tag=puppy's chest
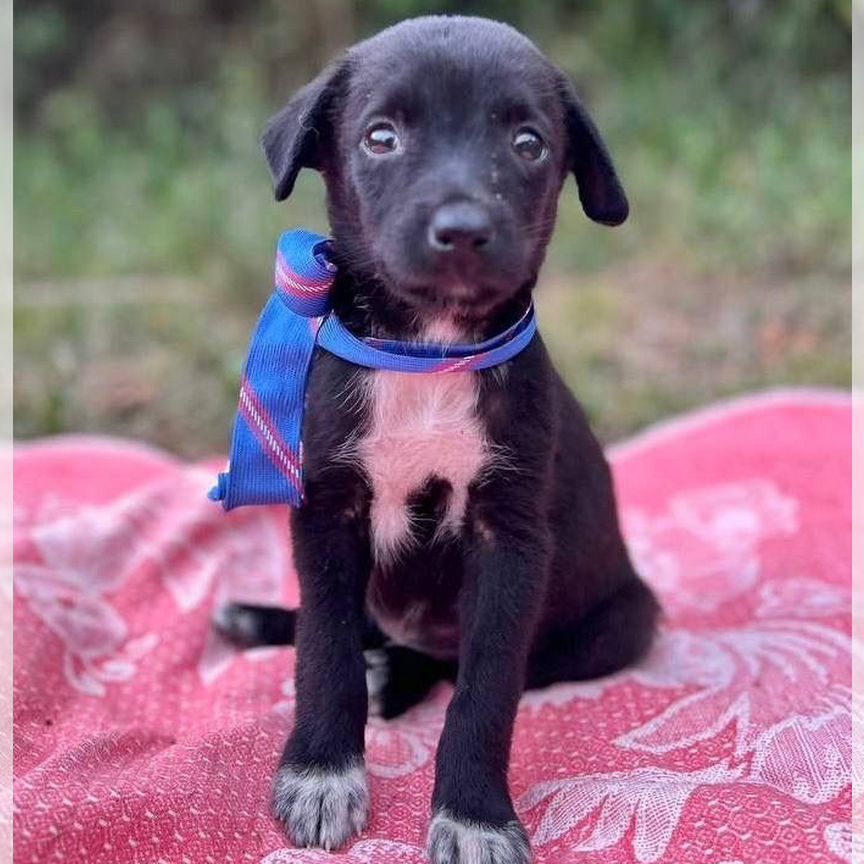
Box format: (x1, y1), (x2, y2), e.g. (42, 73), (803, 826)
(355, 370), (488, 564)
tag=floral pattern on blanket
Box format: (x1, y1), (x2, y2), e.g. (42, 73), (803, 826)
(516, 617), (854, 861)
(12, 392), (853, 863)
(623, 480), (798, 612)
(15, 493), (162, 697)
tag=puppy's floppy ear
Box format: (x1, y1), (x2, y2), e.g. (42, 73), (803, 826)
(558, 75), (629, 226)
(261, 59), (347, 202)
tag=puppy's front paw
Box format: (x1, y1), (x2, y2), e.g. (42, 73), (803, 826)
(273, 760), (369, 850)
(428, 811), (531, 864)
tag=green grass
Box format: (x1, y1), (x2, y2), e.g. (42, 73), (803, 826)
(13, 21), (851, 454)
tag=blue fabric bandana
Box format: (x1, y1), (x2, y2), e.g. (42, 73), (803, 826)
(209, 229), (538, 510)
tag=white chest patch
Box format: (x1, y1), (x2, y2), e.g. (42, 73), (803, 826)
(356, 367), (488, 566)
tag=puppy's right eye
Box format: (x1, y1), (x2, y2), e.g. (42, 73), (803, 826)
(512, 127), (547, 162)
(362, 122), (401, 156)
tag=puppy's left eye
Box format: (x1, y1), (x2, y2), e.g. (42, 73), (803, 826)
(512, 127), (547, 162)
(363, 122), (401, 156)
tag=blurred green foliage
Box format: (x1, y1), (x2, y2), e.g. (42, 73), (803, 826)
(13, 1), (851, 451)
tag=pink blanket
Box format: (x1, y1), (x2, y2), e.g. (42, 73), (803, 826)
(14, 390), (853, 863)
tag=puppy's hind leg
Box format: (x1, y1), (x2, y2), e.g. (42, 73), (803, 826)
(214, 603), (393, 652)
(212, 603), (298, 647)
(526, 575), (659, 690)
(366, 645), (456, 720)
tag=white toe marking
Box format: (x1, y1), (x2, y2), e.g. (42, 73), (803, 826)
(273, 762), (369, 851)
(428, 811), (531, 864)
(212, 605), (258, 642)
(211, 604), (233, 631)
(365, 649), (389, 717)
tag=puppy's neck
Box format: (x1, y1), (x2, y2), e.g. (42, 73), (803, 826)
(328, 268), (532, 345)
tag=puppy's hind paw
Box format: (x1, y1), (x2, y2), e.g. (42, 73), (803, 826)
(212, 602), (296, 648)
(273, 761), (369, 850)
(212, 603), (261, 646)
(428, 811), (531, 864)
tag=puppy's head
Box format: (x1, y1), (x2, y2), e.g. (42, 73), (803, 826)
(263, 16), (628, 320)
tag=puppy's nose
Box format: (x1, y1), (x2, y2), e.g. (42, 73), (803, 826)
(428, 201), (493, 254)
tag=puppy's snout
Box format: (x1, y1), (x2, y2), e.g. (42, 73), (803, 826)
(428, 201), (493, 255)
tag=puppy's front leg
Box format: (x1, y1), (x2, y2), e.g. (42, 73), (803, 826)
(429, 498), (547, 864)
(274, 494), (371, 850)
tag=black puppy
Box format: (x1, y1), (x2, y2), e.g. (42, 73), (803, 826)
(215, 15), (659, 864)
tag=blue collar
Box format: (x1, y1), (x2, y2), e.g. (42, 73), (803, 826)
(209, 229), (537, 509)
